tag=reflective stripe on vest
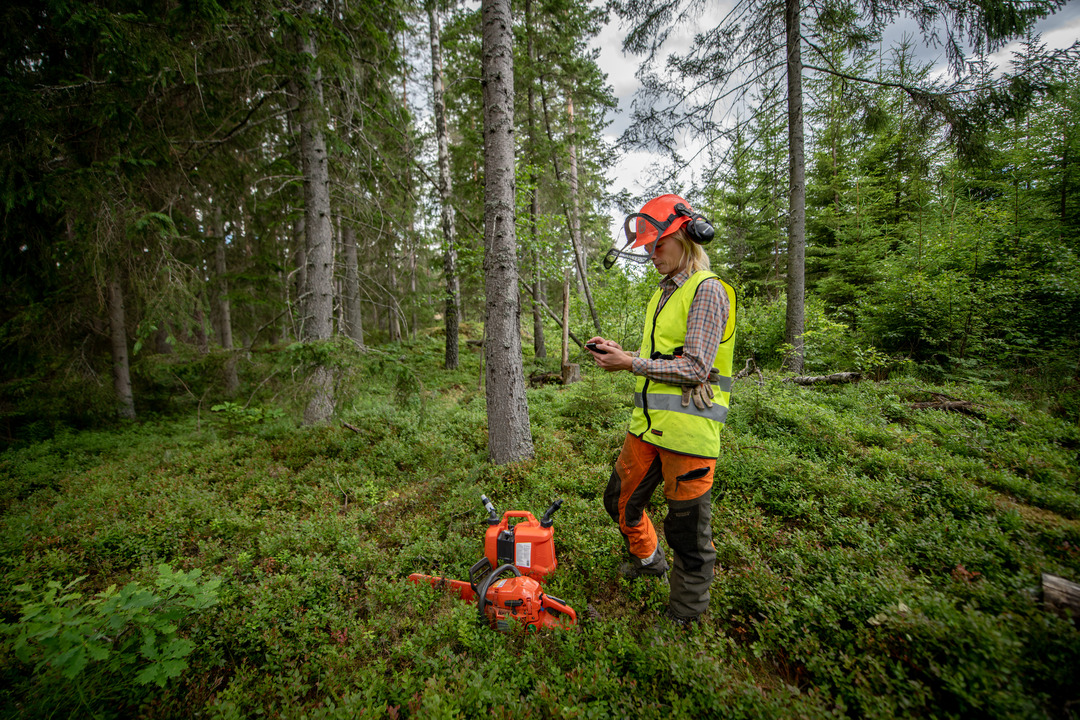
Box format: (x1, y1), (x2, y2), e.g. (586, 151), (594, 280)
(628, 270), (737, 458)
(633, 390), (730, 423)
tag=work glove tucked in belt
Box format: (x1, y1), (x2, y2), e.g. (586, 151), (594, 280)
(680, 369), (721, 410)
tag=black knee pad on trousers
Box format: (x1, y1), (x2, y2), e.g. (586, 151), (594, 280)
(664, 494), (712, 573)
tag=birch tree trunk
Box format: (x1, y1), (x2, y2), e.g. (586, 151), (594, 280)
(482, 0), (534, 464)
(297, 0), (335, 424)
(428, 3), (461, 370)
(342, 223), (364, 347)
(107, 276), (136, 419)
(784, 0), (806, 373)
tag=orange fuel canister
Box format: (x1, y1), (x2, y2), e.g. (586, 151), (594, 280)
(480, 495), (563, 581)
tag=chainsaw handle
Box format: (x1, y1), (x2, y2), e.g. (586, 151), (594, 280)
(540, 593), (577, 625)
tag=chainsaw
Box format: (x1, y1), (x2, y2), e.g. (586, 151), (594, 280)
(408, 495), (578, 631)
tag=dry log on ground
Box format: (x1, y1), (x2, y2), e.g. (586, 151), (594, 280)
(1042, 573), (1080, 617)
(529, 372), (563, 387)
(784, 372), (861, 385)
(909, 400), (982, 417)
(911, 403), (980, 414)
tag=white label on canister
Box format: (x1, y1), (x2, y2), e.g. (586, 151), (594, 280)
(516, 542), (532, 568)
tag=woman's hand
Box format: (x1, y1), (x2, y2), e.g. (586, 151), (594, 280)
(586, 337), (634, 373)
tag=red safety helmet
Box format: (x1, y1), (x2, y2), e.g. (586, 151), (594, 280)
(603, 194), (714, 270)
(629, 194), (695, 249)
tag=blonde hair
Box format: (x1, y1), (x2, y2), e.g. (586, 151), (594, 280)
(669, 227), (711, 275)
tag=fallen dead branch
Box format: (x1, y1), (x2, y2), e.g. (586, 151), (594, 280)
(909, 400), (984, 418)
(733, 357), (764, 386)
(784, 372), (861, 386)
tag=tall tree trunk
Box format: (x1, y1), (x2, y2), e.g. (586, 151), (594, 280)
(297, 0), (335, 424)
(401, 30), (419, 341)
(388, 249), (401, 342)
(784, 0), (806, 373)
(193, 299), (209, 354)
(524, 0), (546, 359)
(286, 80), (307, 343)
(210, 205), (234, 350)
(566, 96), (586, 289)
(342, 223), (365, 347)
(482, 0), (534, 464)
(427, 5), (462, 369)
(538, 81), (602, 335)
(408, 234), (417, 338)
(107, 276), (136, 419)
(430, 4), (461, 369)
(210, 205), (239, 396)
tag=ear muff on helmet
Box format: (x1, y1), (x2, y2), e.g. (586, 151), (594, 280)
(674, 203), (715, 245)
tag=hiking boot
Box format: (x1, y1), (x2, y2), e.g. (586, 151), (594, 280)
(660, 606), (701, 628)
(617, 546), (669, 581)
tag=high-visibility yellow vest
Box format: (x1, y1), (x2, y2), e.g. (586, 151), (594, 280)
(627, 270), (737, 458)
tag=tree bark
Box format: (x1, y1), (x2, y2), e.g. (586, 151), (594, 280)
(784, 0), (806, 373)
(193, 299), (209, 355)
(566, 96), (586, 289)
(538, 80), (602, 334)
(429, 3), (461, 370)
(210, 204), (239, 396)
(482, 0), (534, 464)
(388, 247), (401, 342)
(285, 78), (306, 343)
(296, 0), (334, 424)
(524, 0), (546, 360)
(560, 268), (578, 384)
(107, 276), (136, 419)
(1042, 573), (1080, 618)
(342, 222), (364, 347)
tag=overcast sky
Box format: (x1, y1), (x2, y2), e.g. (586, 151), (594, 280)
(590, 0), (1080, 241)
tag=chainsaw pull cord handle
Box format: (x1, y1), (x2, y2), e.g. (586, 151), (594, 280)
(476, 563), (521, 626)
(540, 498), (563, 528)
(480, 494), (500, 525)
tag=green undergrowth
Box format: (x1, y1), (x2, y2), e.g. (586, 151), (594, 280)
(1, 350), (1078, 718)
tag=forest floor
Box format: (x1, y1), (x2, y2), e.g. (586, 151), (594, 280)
(1, 338), (1079, 718)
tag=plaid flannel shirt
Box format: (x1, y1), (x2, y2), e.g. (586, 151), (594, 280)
(630, 269), (729, 386)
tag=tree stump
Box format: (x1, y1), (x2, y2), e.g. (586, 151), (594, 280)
(561, 363), (580, 385)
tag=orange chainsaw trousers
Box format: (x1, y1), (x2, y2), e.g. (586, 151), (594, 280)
(603, 433), (718, 618)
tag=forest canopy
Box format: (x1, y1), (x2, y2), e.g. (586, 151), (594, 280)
(1, 0), (1078, 437)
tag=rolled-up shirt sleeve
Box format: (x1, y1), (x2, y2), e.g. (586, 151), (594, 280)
(631, 276), (728, 385)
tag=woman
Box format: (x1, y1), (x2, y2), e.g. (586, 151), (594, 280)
(588, 193), (737, 626)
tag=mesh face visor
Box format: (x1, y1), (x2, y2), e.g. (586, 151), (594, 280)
(601, 212), (681, 270)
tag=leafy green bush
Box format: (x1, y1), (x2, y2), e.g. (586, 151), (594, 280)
(3, 564), (220, 716)
(1, 360), (1078, 718)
